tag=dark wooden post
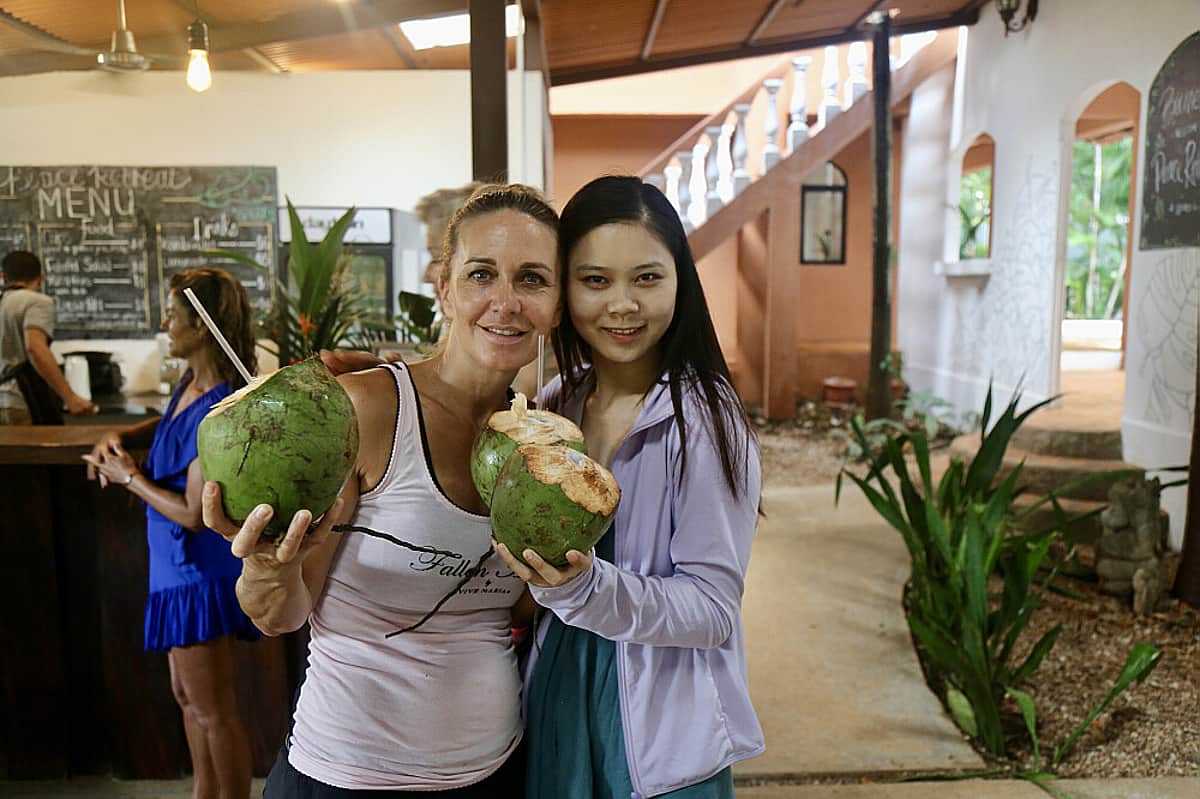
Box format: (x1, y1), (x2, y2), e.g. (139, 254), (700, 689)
(1175, 325), (1200, 606)
(865, 12), (893, 420)
(470, 0), (508, 182)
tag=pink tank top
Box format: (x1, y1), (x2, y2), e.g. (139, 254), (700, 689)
(287, 362), (525, 789)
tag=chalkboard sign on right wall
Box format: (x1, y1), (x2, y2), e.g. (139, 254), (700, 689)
(1141, 30), (1200, 250)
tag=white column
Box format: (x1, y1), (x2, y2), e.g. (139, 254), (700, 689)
(675, 149), (695, 232)
(761, 78), (783, 173)
(731, 103), (751, 196)
(818, 45), (841, 128)
(786, 56), (811, 153)
(704, 125), (723, 220)
(844, 41), (869, 107)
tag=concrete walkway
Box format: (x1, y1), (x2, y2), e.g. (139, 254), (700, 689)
(735, 484), (983, 779)
(739, 777), (1200, 798)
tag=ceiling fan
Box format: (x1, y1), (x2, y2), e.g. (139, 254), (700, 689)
(95, 0), (176, 72)
(0, 0), (185, 71)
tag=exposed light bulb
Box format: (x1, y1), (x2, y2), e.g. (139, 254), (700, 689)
(186, 18), (211, 93)
(187, 50), (211, 92)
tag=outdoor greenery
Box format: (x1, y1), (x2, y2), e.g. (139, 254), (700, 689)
(837, 386), (1162, 794)
(1065, 137), (1131, 320)
(395, 290), (442, 345)
(958, 167), (992, 259)
(208, 201), (390, 365)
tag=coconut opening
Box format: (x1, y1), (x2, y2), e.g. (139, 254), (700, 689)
(206, 369), (277, 415)
(517, 444), (620, 516)
(486, 399), (584, 446)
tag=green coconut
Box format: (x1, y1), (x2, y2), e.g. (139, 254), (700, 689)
(197, 357), (359, 539)
(490, 443), (620, 568)
(470, 392), (586, 507)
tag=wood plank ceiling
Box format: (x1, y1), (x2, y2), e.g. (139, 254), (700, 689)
(0, 0), (987, 85)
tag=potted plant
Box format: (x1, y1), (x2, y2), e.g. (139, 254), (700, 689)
(207, 200), (391, 366)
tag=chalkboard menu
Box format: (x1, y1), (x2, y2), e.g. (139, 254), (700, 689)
(1141, 31), (1200, 250)
(0, 166), (277, 338)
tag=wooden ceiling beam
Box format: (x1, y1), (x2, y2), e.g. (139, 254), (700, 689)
(551, 6), (982, 86)
(168, 0), (286, 73)
(641, 0), (669, 61)
(0, 6), (96, 56)
(378, 25), (420, 69)
(745, 0), (788, 46)
(133, 0), (467, 56)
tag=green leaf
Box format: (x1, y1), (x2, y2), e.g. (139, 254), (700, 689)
(946, 685), (978, 737)
(1052, 643), (1164, 766)
(1011, 625), (1062, 686)
(1006, 687), (1040, 768)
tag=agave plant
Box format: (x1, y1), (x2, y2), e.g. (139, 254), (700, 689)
(207, 200), (391, 365)
(837, 384), (1162, 776)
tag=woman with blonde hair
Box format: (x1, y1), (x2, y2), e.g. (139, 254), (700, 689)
(85, 267), (260, 799)
(204, 184), (562, 797)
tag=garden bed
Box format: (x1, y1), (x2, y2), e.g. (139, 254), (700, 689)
(753, 408), (1200, 779)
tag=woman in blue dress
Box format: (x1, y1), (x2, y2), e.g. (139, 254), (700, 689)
(85, 267), (260, 799)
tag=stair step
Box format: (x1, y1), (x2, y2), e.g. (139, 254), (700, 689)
(1010, 423), (1122, 460)
(948, 436), (1143, 502)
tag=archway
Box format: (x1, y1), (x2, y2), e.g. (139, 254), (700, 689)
(1057, 82), (1140, 407)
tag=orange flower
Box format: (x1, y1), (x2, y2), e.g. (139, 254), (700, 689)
(298, 313), (316, 336)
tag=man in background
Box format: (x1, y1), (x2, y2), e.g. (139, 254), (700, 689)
(0, 250), (96, 424)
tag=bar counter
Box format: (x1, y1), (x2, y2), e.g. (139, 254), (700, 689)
(0, 406), (296, 779)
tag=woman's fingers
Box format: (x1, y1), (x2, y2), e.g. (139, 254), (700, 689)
(229, 504), (276, 559)
(273, 508), (314, 564)
(493, 541), (542, 585)
(319, 348), (384, 376)
(202, 482), (241, 538)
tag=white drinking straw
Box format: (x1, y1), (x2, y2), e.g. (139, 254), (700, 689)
(182, 287), (256, 387)
(536, 334), (545, 406)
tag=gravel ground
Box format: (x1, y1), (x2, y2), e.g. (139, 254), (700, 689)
(753, 405), (1200, 779)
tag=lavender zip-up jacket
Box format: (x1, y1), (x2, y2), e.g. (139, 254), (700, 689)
(527, 372), (765, 798)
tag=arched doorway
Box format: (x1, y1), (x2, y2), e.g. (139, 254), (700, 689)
(1056, 81), (1140, 408)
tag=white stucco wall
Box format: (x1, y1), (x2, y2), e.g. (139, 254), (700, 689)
(896, 1), (1200, 548)
(0, 68), (546, 390)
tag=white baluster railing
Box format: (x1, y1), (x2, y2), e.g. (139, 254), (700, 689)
(731, 102), (751, 196)
(704, 125), (723, 220)
(786, 56), (811, 154)
(676, 149), (696, 232)
(761, 78), (783, 173)
(818, 45), (841, 129)
(844, 41), (869, 107)
(633, 34), (926, 235)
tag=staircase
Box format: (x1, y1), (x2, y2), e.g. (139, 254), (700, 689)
(634, 30), (960, 418)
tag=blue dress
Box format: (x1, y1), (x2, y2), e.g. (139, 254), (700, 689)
(525, 527), (734, 799)
(142, 378), (260, 652)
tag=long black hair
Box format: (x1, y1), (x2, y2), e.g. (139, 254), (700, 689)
(554, 175), (755, 499)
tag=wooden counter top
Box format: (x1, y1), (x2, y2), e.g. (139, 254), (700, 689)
(0, 424), (142, 465)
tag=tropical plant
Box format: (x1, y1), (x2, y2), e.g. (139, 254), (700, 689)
(958, 167), (992, 259)
(395, 290), (441, 345)
(207, 200), (391, 365)
(836, 385), (1162, 789)
(1065, 137), (1131, 320)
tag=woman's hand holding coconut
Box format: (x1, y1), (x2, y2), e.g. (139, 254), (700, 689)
(493, 540), (593, 588)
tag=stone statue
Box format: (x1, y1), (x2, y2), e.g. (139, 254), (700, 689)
(1095, 477), (1171, 615)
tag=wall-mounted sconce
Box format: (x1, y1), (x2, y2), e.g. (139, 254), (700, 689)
(186, 17), (212, 92)
(995, 0), (1037, 36)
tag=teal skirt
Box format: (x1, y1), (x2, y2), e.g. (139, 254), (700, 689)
(525, 533), (734, 798)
